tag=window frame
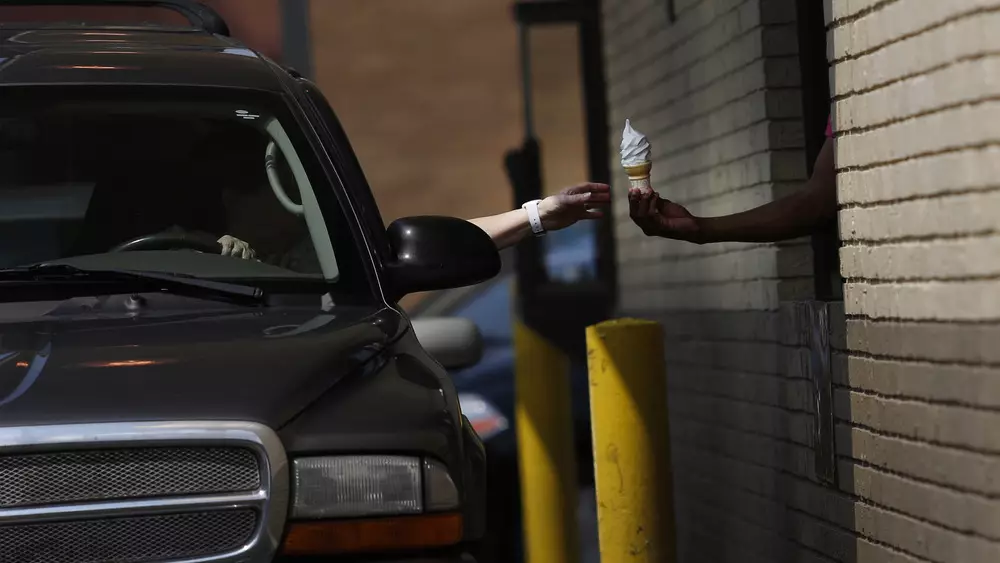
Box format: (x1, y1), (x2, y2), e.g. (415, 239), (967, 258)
(293, 78), (398, 301)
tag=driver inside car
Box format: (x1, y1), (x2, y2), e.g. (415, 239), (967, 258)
(68, 119), (254, 259)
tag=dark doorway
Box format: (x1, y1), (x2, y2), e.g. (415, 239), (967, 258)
(795, 0), (842, 301)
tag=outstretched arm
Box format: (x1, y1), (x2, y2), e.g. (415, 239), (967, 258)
(629, 137), (837, 244)
(469, 182), (611, 249)
(698, 137), (837, 243)
(467, 209), (537, 250)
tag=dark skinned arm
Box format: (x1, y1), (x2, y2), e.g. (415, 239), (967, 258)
(629, 136), (838, 244)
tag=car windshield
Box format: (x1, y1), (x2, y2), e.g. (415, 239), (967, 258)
(0, 87), (367, 297)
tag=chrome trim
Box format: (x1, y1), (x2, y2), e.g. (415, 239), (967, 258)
(0, 421), (289, 563)
(0, 491), (267, 523)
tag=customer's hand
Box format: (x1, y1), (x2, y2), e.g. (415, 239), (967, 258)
(218, 234), (256, 260)
(538, 182), (611, 231)
(628, 188), (701, 242)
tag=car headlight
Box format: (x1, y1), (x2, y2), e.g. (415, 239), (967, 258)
(459, 393), (509, 441)
(282, 455), (463, 556)
(291, 456), (420, 518)
(291, 455), (459, 519)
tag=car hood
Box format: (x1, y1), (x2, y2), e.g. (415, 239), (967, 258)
(0, 294), (398, 428)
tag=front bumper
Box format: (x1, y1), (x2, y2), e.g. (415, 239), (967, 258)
(276, 550), (475, 563)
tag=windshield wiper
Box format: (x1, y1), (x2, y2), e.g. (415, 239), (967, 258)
(0, 264), (265, 305)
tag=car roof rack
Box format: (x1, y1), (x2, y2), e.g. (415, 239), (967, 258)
(0, 0), (231, 36)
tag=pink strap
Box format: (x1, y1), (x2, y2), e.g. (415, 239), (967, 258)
(825, 117), (833, 138)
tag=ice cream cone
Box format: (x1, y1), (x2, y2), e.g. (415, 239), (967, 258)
(624, 161), (652, 192)
(620, 119), (653, 193)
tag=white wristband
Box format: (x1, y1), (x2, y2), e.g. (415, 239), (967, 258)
(521, 199), (546, 237)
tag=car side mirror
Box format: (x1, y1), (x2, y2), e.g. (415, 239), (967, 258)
(411, 317), (483, 370)
(385, 216), (501, 299)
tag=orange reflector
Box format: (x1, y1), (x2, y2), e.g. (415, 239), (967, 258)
(470, 417), (505, 438)
(281, 512), (463, 556)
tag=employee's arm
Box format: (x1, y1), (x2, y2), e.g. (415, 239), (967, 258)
(629, 137), (837, 244)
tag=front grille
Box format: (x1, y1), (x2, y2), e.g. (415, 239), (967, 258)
(0, 421), (285, 563)
(0, 447), (260, 508)
(0, 509), (257, 563)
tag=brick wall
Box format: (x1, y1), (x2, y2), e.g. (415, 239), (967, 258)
(604, 0), (1000, 561)
(830, 0), (1000, 561)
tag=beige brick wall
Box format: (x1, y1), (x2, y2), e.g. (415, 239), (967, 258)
(606, 0), (1000, 561)
(829, 0), (1000, 561)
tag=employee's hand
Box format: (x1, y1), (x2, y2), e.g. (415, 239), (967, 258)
(538, 182), (611, 231)
(218, 234), (256, 260)
(628, 188), (701, 242)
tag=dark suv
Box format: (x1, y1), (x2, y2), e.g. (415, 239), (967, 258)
(0, 1), (496, 562)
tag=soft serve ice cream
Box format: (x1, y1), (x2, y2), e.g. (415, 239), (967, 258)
(620, 119), (651, 167)
(620, 119), (653, 192)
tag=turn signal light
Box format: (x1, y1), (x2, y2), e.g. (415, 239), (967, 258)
(280, 512), (464, 556)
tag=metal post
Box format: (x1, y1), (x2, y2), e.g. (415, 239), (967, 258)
(577, 0), (616, 306)
(280, 0), (313, 78)
(586, 319), (676, 563)
(514, 321), (580, 563)
(518, 21), (535, 140)
(509, 10), (579, 563)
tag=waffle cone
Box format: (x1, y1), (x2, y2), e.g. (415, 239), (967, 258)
(623, 161), (652, 191)
(623, 161), (651, 179)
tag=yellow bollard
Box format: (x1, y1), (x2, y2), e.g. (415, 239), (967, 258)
(586, 319), (676, 563)
(514, 319), (580, 563)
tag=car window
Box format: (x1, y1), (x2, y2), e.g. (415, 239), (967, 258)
(0, 86), (369, 298)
